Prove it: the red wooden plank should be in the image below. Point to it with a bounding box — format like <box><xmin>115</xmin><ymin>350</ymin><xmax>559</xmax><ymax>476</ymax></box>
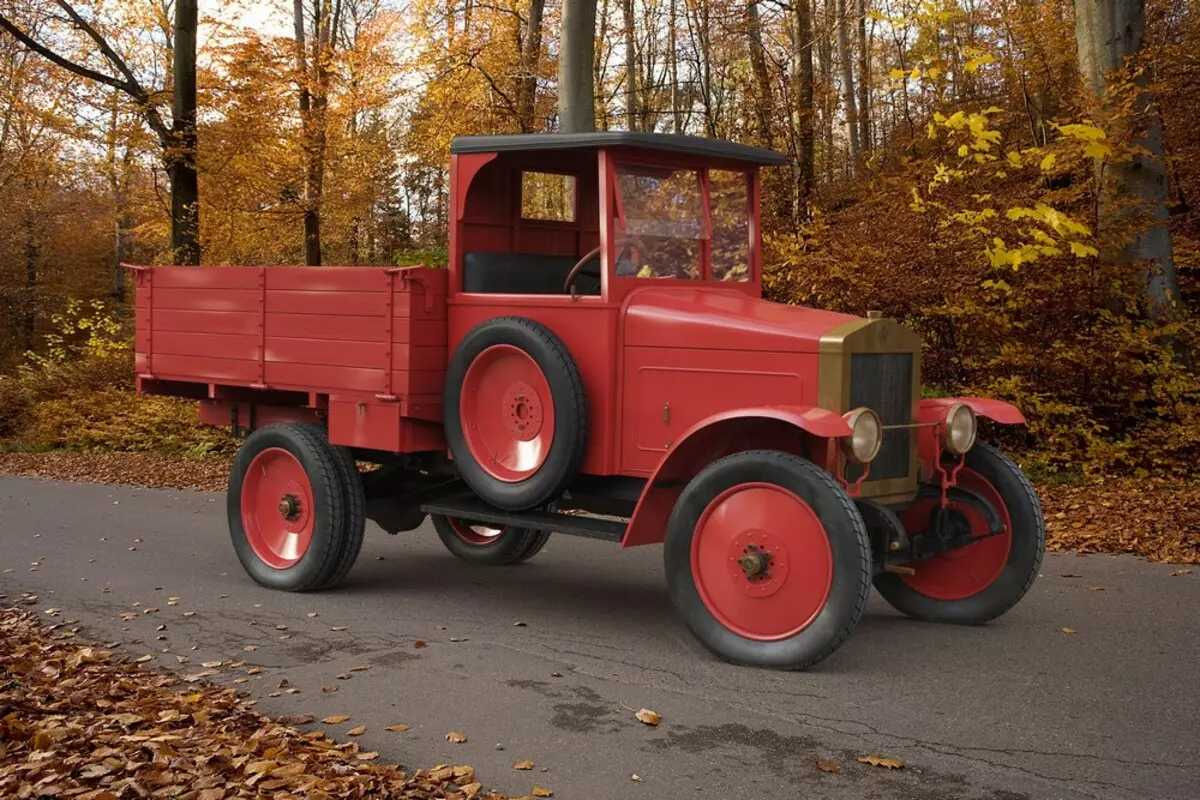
<box><xmin>393</xmin><ymin>319</ymin><xmax>447</xmax><ymax>345</ymax></box>
<box><xmin>152</xmin><ymin>310</ymin><xmax>261</xmax><ymax>336</ymax></box>
<box><xmin>393</xmin><ymin>292</ymin><xmax>448</xmax><ymax>320</ymax></box>
<box><xmin>154</xmin><ymin>331</ymin><xmax>260</xmax><ymax>361</ymax></box>
<box><xmin>264</xmin><ymin>362</ymin><xmax>386</xmax><ymax>393</ymax></box>
<box><xmin>152</xmin><ymin>266</ymin><xmax>262</xmax><ymax>290</ymax></box>
<box><xmin>265</xmin><ymin>337</ymin><xmax>387</xmax><ymax>369</ymax></box>
<box><xmin>265</xmin><ymin>313</ymin><xmax>386</xmax><ymax>342</ymax></box>
<box><xmin>153</xmin><ymin>354</ymin><xmax>261</xmax><ymax>383</ymax></box>
<box><xmin>265</xmin><ymin>290</ymin><xmax>387</xmax><ymax>317</ymax></box>
<box><xmin>390</xmin><ymin>370</ymin><xmax>445</xmax><ymax>395</ymax></box>
<box><xmin>153</xmin><ymin>288</ymin><xmax>260</xmax><ymax>312</ymax></box>
<box><xmin>267</xmin><ymin>267</ymin><xmax>389</xmax><ymax>292</ymax></box>
<box><xmin>391</xmin><ymin>345</ymin><xmax>447</xmax><ymax>371</ymax></box>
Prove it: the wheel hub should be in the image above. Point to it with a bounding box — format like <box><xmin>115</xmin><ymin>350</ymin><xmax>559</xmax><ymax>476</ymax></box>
<box><xmin>278</xmin><ymin>493</ymin><xmax>301</xmax><ymax>521</ymax></box>
<box><xmin>503</xmin><ymin>381</ymin><xmax>544</xmax><ymax>440</ymax></box>
<box><xmin>726</xmin><ymin>529</ymin><xmax>789</xmax><ymax>597</ymax></box>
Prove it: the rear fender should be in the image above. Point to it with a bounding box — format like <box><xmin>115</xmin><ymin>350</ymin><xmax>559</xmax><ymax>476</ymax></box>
<box><xmin>620</xmin><ymin>406</ymin><xmax>851</xmax><ymax>547</ymax></box>
<box><xmin>917</xmin><ymin>397</ymin><xmax>1025</xmax><ymax>478</ymax></box>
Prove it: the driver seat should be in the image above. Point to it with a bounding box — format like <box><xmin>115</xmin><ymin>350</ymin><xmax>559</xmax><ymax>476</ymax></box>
<box><xmin>461</xmin><ymin>251</ymin><xmax>601</xmax><ymax>296</ymax></box>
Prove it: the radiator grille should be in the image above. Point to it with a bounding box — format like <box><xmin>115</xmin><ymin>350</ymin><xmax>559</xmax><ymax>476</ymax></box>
<box><xmin>846</xmin><ymin>353</ymin><xmax>913</xmax><ymax>482</ymax></box>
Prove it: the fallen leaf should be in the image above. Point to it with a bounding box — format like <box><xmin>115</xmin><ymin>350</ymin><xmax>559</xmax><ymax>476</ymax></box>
<box><xmin>414</xmin><ymin>640</ymin><xmax>427</xmax><ymax>648</ymax></box>
<box><xmin>322</xmin><ymin>686</ymin><xmax>339</xmax><ymax>693</ymax></box>
<box><xmin>350</xmin><ymin>665</ymin><xmax>370</xmax><ymax>672</ymax></box>
<box><xmin>532</xmin><ymin>787</ymin><xmax>553</xmax><ymax>797</ymax></box>
<box><xmin>307</xmin><ymin>612</ymin><xmax>319</xmax><ymax>617</ymax></box>
<box><xmin>135</xmin><ymin>654</ymin><xmax>154</xmax><ymax>663</ymax></box>
<box><xmin>279</xmin><ymin>713</ymin><xmax>316</xmax><ymax>725</ymax></box>
<box><xmin>357</xmin><ymin>751</ymin><xmax>379</xmax><ymax>761</ymax></box>
<box><xmin>322</xmin><ymin>715</ymin><xmax>352</xmax><ymax>724</ymax></box>
<box><xmin>446</xmin><ymin>731</ymin><xmax>468</xmax><ymax>743</ymax></box>
<box><xmin>857</xmin><ymin>755</ymin><xmax>904</xmax><ymax>769</ymax></box>
<box><xmin>243</xmin><ymin>644</ymin><xmax>258</xmax><ymax>652</ymax></box>
<box><xmin>635</xmin><ymin>708</ymin><xmax>662</xmax><ymax>726</ymax></box>
<box><xmin>514</xmin><ymin>760</ymin><xmax>535</xmax><ymax>770</ymax></box>
<box><xmin>461</xmin><ymin>781</ymin><xmax>482</xmax><ymax>798</ymax></box>
<box><xmin>330</xmin><ymin>626</ymin><xmax>347</xmax><ymax>632</ymax></box>
<box><xmin>348</xmin><ymin>725</ymin><xmax>367</xmax><ymax>736</ymax></box>
<box><xmin>1171</xmin><ymin>569</ymin><xmax>1192</xmax><ymax>576</ymax></box>
<box><xmin>1062</xmin><ymin>627</ymin><xmax>1076</xmax><ymax>634</ymax></box>
<box><xmin>385</xmin><ymin>724</ymin><xmax>410</xmax><ymax>732</ymax></box>
<box><xmin>631</xmin><ymin>773</ymin><xmax>641</xmax><ymax>781</ymax></box>
<box><xmin>201</xmin><ymin>661</ymin><xmax>223</xmax><ymax>668</ymax></box>
<box><xmin>247</xmin><ymin>666</ymin><xmax>262</xmax><ymax>674</ymax></box>
<box><xmin>816</xmin><ymin>759</ymin><xmax>841</xmax><ymax>773</ymax></box>
<box><xmin>513</xmin><ymin>621</ymin><xmax>527</xmax><ymax>627</ymax></box>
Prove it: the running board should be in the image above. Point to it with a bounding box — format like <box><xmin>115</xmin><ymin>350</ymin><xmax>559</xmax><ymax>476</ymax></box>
<box><xmin>420</xmin><ymin>495</ymin><xmax>627</xmax><ymax>543</ymax></box>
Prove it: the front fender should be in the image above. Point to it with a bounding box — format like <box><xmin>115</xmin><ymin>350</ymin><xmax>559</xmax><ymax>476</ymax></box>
<box><xmin>919</xmin><ymin>397</ymin><xmax>1025</xmax><ymax>425</ymax></box>
<box><xmin>620</xmin><ymin>405</ymin><xmax>850</xmax><ymax>548</ymax></box>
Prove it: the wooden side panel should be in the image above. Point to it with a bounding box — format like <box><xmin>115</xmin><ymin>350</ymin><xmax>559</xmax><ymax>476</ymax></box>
<box><xmin>136</xmin><ymin>264</ymin><xmax>450</xmax><ymax>453</ymax></box>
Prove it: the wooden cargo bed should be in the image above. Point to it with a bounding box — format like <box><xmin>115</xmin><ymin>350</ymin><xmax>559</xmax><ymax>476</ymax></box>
<box><xmin>131</xmin><ymin>264</ymin><xmax>449</xmax><ymax>454</ymax></box>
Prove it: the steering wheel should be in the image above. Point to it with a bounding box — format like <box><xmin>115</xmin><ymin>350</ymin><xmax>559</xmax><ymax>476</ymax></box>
<box><xmin>563</xmin><ymin>235</ymin><xmax>646</xmax><ymax>293</ymax></box>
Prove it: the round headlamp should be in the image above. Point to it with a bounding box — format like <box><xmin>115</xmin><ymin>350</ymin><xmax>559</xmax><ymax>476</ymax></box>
<box><xmin>943</xmin><ymin>403</ymin><xmax>977</xmax><ymax>455</ymax></box>
<box><xmin>842</xmin><ymin>407</ymin><xmax>883</xmax><ymax>464</ymax></box>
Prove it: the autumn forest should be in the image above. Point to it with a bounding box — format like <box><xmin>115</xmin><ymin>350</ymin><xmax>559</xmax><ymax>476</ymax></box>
<box><xmin>0</xmin><ymin>0</ymin><xmax>1197</xmax><ymax>482</ymax></box>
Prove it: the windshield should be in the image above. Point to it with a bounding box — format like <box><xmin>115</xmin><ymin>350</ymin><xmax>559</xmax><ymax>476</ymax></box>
<box><xmin>614</xmin><ymin>164</ymin><xmax>751</xmax><ymax>281</ymax></box>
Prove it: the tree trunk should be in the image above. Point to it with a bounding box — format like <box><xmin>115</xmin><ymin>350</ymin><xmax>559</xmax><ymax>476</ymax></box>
<box><xmin>516</xmin><ymin>0</ymin><xmax>545</xmax><ymax>132</ymax></box>
<box><xmin>818</xmin><ymin>0</ymin><xmax>834</xmax><ymax>183</ymax></box>
<box><xmin>668</xmin><ymin>0</ymin><xmax>681</xmax><ymax>133</ymax></box>
<box><xmin>746</xmin><ymin>0</ymin><xmax>774</xmax><ymax>148</ymax></box>
<box><xmin>836</xmin><ymin>0</ymin><xmax>860</xmax><ymax>177</ymax></box>
<box><xmin>171</xmin><ymin>0</ymin><xmax>199</xmax><ymax>265</ymax></box>
<box><xmin>1074</xmin><ymin>0</ymin><xmax>1180</xmax><ymax>317</ymax></box>
<box><xmin>23</xmin><ymin>205</ymin><xmax>38</xmax><ymax>351</ymax></box>
<box><xmin>559</xmin><ymin>0</ymin><xmax>597</xmax><ymax>132</ymax></box>
<box><xmin>622</xmin><ymin>0</ymin><xmax>636</xmax><ymax>130</ymax></box>
<box><xmin>794</xmin><ymin>0</ymin><xmax>815</xmax><ymax>219</ymax></box>
<box><xmin>856</xmin><ymin>0</ymin><xmax>870</xmax><ymax>153</ymax></box>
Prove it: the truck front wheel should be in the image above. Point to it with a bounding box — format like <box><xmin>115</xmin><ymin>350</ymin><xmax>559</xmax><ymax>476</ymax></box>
<box><xmin>664</xmin><ymin>450</ymin><xmax>872</xmax><ymax>670</ymax></box>
<box><xmin>874</xmin><ymin>442</ymin><xmax>1044</xmax><ymax>624</ymax></box>
<box><xmin>431</xmin><ymin>515</ymin><xmax>550</xmax><ymax>565</ymax></box>
<box><xmin>228</xmin><ymin>423</ymin><xmax>365</xmax><ymax>592</ymax></box>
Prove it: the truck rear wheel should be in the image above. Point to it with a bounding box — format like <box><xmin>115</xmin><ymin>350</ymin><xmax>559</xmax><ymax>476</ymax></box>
<box><xmin>431</xmin><ymin>515</ymin><xmax>550</xmax><ymax>565</ymax></box>
<box><xmin>444</xmin><ymin>317</ymin><xmax>587</xmax><ymax>511</ymax></box>
<box><xmin>664</xmin><ymin>450</ymin><xmax>871</xmax><ymax>670</ymax></box>
<box><xmin>874</xmin><ymin>442</ymin><xmax>1044</xmax><ymax>624</ymax></box>
<box><xmin>228</xmin><ymin>423</ymin><xmax>364</xmax><ymax>592</ymax></box>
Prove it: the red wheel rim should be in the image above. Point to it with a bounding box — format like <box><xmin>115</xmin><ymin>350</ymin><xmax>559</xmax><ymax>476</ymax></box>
<box><xmin>459</xmin><ymin>344</ymin><xmax>555</xmax><ymax>482</ymax></box>
<box><xmin>690</xmin><ymin>483</ymin><xmax>833</xmax><ymax>641</ymax></box>
<box><xmin>900</xmin><ymin>468</ymin><xmax>1012</xmax><ymax>600</ymax></box>
<box><xmin>240</xmin><ymin>447</ymin><xmax>314</xmax><ymax>569</ymax></box>
<box><xmin>448</xmin><ymin>517</ymin><xmax>508</xmax><ymax>546</ymax></box>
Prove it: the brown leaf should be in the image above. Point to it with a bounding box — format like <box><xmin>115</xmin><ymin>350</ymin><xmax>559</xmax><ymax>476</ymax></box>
<box><xmin>635</xmin><ymin>708</ymin><xmax>662</xmax><ymax>726</ymax></box>
<box><xmin>385</xmin><ymin>724</ymin><xmax>410</xmax><ymax>732</ymax></box>
<box><xmin>278</xmin><ymin>713</ymin><xmax>315</xmax><ymax>725</ymax></box>
<box><xmin>330</xmin><ymin>626</ymin><xmax>347</xmax><ymax>632</ymax></box>
<box><xmin>356</xmin><ymin>751</ymin><xmax>379</xmax><ymax>760</ymax></box>
<box><xmin>201</xmin><ymin>661</ymin><xmax>223</xmax><ymax>668</ymax></box>
<box><xmin>461</xmin><ymin>781</ymin><xmax>482</xmax><ymax>798</ymax></box>
<box><xmin>322</xmin><ymin>715</ymin><xmax>351</xmax><ymax>724</ymax></box>
<box><xmin>446</xmin><ymin>731</ymin><xmax>468</xmax><ymax>743</ymax></box>
<box><xmin>348</xmin><ymin>725</ymin><xmax>367</xmax><ymax>736</ymax></box>
<box><xmin>414</xmin><ymin>640</ymin><xmax>427</xmax><ymax>648</ymax></box>
<box><xmin>322</xmin><ymin>686</ymin><xmax>338</xmax><ymax>693</ymax></box>
<box><xmin>1062</xmin><ymin>627</ymin><xmax>1077</xmax><ymax>634</ymax></box>
<box><xmin>1171</xmin><ymin>568</ymin><xmax>1192</xmax><ymax>576</ymax></box>
<box><xmin>816</xmin><ymin>759</ymin><xmax>841</xmax><ymax>773</ymax></box>
<box><xmin>135</xmin><ymin>654</ymin><xmax>154</xmax><ymax>663</ymax></box>
<box><xmin>532</xmin><ymin>787</ymin><xmax>553</xmax><ymax>797</ymax></box>
<box><xmin>513</xmin><ymin>760</ymin><xmax>535</xmax><ymax>770</ymax></box>
<box><xmin>350</xmin><ymin>665</ymin><xmax>370</xmax><ymax>672</ymax></box>
<box><xmin>857</xmin><ymin>754</ymin><xmax>904</xmax><ymax>769</ymax></box>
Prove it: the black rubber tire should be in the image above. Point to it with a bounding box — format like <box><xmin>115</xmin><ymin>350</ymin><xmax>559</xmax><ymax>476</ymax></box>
<box><xmin>228</xmin><ymin>423</ymin><xmax>357</xmax><ymax>592</ymax></box>
<box><xmin>443</xmin><ymin>317</ymin><xmax>587</xmax><ymax>511</ymax></box>
<box><xmin>317</xmin><ymin>428</ymin><xmax>366</xmax><ymax>588</ymax></box>
<box><xmin>431</xmin><ymin>514</ymin><xmax>551</xmax><ymax>565</ymax></box>
<box><xmin>874</xmin><ymin>442</ymin><xmax>1045</xmax><ymax>624</ymax></box>
<box><xmin>664</xmin><ymin>450</ymin><xmax>872</xmax><ymax>671</ymax></box>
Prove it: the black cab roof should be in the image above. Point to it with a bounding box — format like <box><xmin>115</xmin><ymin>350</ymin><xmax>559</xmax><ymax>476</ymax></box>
<box><xmin>449</xmin><ymin>132</ymin><xmax>788</xmax><ymax>166</ymax></box>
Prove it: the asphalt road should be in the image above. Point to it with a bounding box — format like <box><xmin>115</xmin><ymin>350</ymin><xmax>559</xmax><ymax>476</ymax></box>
<box><xmin>2</xmin><ymin>476</ymin><xmax>1198</xmax><ymax>800</ymax></box>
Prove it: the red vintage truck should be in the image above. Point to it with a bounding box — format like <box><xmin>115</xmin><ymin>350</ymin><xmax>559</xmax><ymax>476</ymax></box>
<box><xmin>130</xmin><ymin>132</ymin><xmax>1044</xmax><ymax>670</ymax></box>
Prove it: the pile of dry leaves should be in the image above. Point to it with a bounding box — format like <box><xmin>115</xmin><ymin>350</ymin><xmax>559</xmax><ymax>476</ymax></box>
<box><xmin>0</xmin><ymin>608</ymin><xmax>510</xmax><ymax>800</ymax></box>
<box><xmin>1037</xmin><ymin>479</ymin><xmax>1200</xmax><ymax>564</ymax></box>
<box><xmin>2</xmin><ymin>451</ymin><xmax>1197</xmax><ymax>564</ymax></box>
